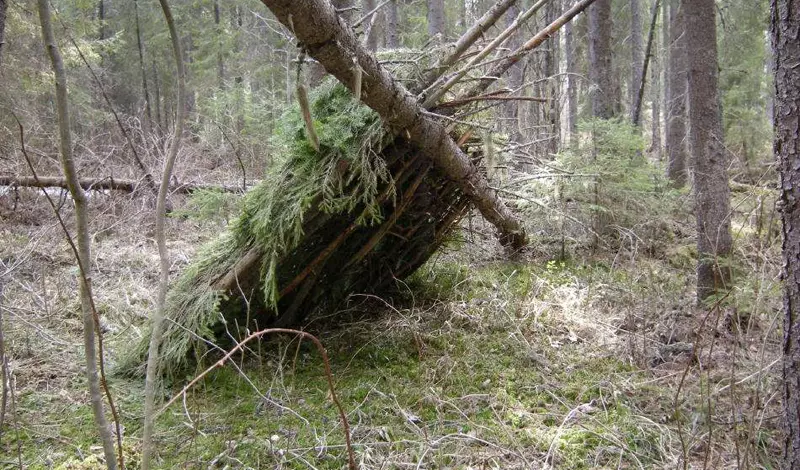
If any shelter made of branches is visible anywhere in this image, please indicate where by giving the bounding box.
[121,78,474,377]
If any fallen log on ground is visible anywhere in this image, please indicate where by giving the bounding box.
[0,175,247,194]
[120,0,594,377]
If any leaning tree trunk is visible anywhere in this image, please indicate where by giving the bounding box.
[587,0,614,119]
[259,0,527,248]
[665,0,688,186]
[772,0,800,467]
[684,0,732,303]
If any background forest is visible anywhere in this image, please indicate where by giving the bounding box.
[0,0,784,468]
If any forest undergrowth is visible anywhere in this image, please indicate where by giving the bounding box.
[0,168,783,469]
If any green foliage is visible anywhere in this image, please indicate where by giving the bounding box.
[119,81,392,377]
[718,0,772,180]
[172,188,240,223]
[515,118,680,248]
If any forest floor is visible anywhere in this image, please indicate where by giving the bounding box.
[0,183,784,469]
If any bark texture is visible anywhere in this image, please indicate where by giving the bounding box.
[502,4,524,146]
[36,0,118,466]
[684,0,732,303]
[772,0,800,467]
[587,0,614,118]
[0,0,7,67]
[385,0,399,48]
[565,18,578,141]
[630,0,643,121]
[666,0,687,186]
[259,0,526,248]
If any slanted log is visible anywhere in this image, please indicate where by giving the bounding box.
[258,0,527,249]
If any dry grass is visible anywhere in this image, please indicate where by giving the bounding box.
[0,171,784,469]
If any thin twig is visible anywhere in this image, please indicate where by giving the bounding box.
[15,118,124,469]
[158,328,356,470]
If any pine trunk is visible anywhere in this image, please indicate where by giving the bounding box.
[386,0,399,48]
[665,0,687,186]
[630,0,643,122]
[684,0,732,303]
[772,0,800,467]
[588,0,614,118]
[0,0,7,67]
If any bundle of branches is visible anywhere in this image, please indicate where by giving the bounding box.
[120,0,596,377]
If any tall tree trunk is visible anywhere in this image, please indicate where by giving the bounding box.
[98,0,105,40]
[259,0,527,248]
[772,0,800,465]
[153,58,163,132]
[214,0,224,87]
[142,0,186,466]
[36,0,118,467]
[385,0,399,48]
[649,0,662,157]
[587,0,614,118]
[665,0,687,186]
[0,0,6,67]
[503,4,524,147]
[427,0,445,43]
[544,0,560,155]
[684,0,732,303]
[630,0,643,122]
[565,18,578,141]
[134,0,154,129]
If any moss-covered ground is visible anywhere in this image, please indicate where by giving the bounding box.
[0,182,783,469]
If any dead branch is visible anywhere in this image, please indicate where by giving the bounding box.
[0,175,247,194]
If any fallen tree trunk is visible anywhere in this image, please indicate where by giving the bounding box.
[0,175,247,194]
[259,0,526,248]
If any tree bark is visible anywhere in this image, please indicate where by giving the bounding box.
[258,0,527,248]
[36,0,118,467]
[0,175,246,194]
[427,0,445,43]
[630,0,643,122]
[772,0,800,467]
[385,0,399,48]
[134,0,154,129]
[631,0,660,126]
[665,0,687,186]
[588,0,614,118]
[684,0,732,303]
[649,0,662,158]
[142,0,187,466]
[565,18,578,141]
[0,0,6,68]
[98,0,105,41]
[214,0,224,87]
[503,4,524,146]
